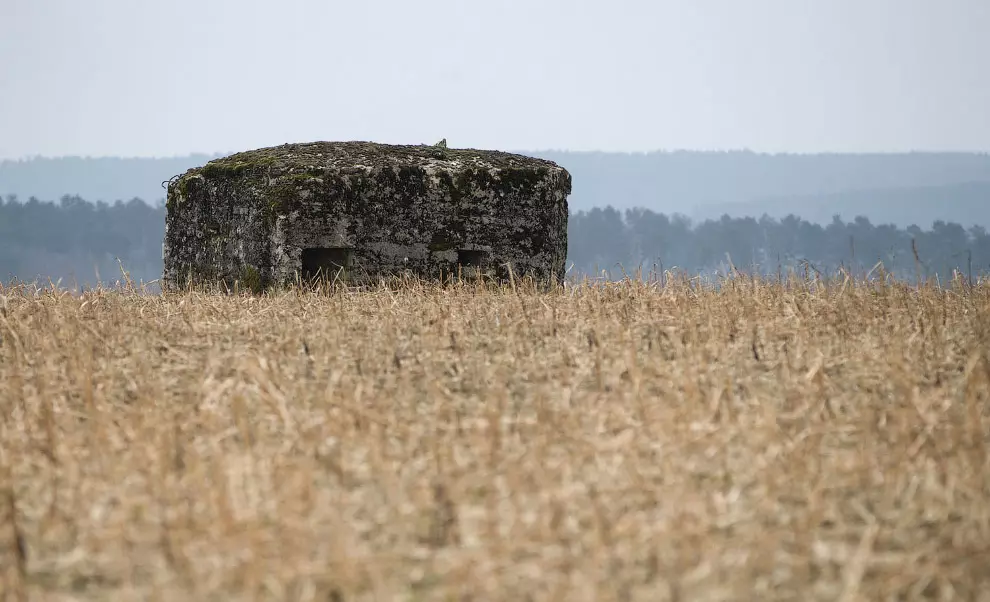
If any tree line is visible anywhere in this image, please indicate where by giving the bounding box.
[5,151,990,226]
[1,194,988,289]
[569,206,989,282]
[0,195,165,288]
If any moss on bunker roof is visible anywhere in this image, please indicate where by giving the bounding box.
[183,141,566,179]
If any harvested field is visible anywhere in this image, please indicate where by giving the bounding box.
[1,275,989,601]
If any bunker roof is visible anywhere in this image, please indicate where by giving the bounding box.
[179,141,565,180]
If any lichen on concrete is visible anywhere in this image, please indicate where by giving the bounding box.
[162,141,571,292]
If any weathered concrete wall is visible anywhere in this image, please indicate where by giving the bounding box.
[163,141,571,291]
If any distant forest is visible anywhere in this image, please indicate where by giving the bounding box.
[3,150,990,288]
[4,150,990,227]
[1,194,987,290]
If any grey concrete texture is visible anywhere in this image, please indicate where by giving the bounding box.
[162,141,571,291]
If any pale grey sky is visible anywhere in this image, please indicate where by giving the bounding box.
[1,0,988,159]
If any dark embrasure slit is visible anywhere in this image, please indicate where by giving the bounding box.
[301,247,353,281]
[456,249,487,268]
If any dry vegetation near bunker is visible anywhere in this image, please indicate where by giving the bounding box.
[162,141,572,292]
[2,274,990,600]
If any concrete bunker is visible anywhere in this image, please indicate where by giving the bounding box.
[162,141,572,291]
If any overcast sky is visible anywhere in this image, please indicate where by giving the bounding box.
[1,0,988,159]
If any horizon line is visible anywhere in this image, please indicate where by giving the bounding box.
[3,145,990,162]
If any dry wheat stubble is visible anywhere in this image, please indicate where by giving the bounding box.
[0,276,989,601]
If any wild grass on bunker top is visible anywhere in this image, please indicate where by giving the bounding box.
[1,274,989,601]
[177,140,568,180]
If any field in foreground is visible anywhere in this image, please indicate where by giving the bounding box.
[1,276,990,601]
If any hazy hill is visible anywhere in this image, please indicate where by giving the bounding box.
[690,181,990,229]
[530,150,990,216]
[3,150,990,227]
[0,154,220,206]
